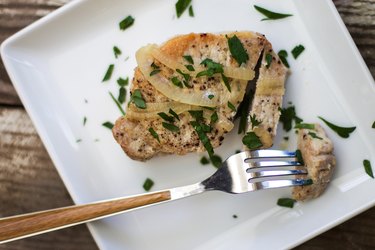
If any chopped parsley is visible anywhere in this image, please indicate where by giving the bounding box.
[188,110,204,121]
[83,116,87,126]
[227,35,249,66]
[295,149,304,165]
[143,178,154,191]
[265,53,273,68]
[191,121,214,157]
[227,101,236,112]
[76,139,82,143]
[279,105,302,132]
[119,15,135,30]
[162,122,180,132]
[294,123,315,130]
[221,73,231,92]
[102,64,114,82]
[175,0,192,18]
[196,58,223,77]
[171,76,183,88]
[308,132,323,140]
[249,114,262,129]
[102,121,114,130]
[210,111,219,124]
[364,160,374,178]
[318,116,356,138]
[150,62,161,76]
[277,198,296,208]
[158,112,174,123]
[278,50,290,68]
[117,77,129,87]
[291,45,305,59]
[148,127,160,143]
[118,87,126,104]
[242,132,263,150]
[189,5,194,17]
[232,214,238,219]
[109,91,126,115]
[169,109,180,121]
[200,156,210,165]
[185,64,195,71]
[372,121,375,128]
[254,5,293,21]
[208,94,214,99]
[176,69,191,82]
[183,55,194,64]
[113,46,122,58]
[130,89,147,109]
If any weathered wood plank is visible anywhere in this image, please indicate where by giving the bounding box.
[0,108,98,249]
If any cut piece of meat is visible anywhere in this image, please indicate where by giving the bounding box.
[292,123,336,201]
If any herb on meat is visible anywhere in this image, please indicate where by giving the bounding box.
[265,53,273,68]
[150,62,161,76]
[175,0,192,18]
[295,149,304,165]
[291,44,305,59]
[210,111,218,124]
[308,132,323,140]
[130,89,146,109]
[148,127,160,143]
[196,58,223,77]
[227,35,249,66]
[191,121,214,157]
[208,94,214,100]
[227,101,236,112]
[169,108,180,121]
[117,77,129,87]
[158,112,175,123]
[279,105,303,132]
[188,110,204,121]
[102,121,114,129]
[294,123,315,129]
[364,160,374,178]
[102,64,114,82]
[189,5,194,17]
[162,122,180,132]
[176,69,191,82]
[109,91,126,115]
[249,114,262,129]
[278,50,290,68]
[171,76,183,88]
[221,73,231,92]
[113,46,122,58]
[185,64,195,71]
[118,87,126,104]
[277,198,296,208]
[200,156,210,165]
[183,55,194,64]
[254,5,293,21]
[242,132,263,150]
[119,15,135,30]
[318,116,356,138]
[143,178,154,191]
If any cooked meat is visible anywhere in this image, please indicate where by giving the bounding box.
[244,40,288,149]
[113,32,286,161]
[292,123,336,201]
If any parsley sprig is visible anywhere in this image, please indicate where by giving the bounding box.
[254,5,293,21]
[318,116,356,138]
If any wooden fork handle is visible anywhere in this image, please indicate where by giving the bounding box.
[0,190,171,243]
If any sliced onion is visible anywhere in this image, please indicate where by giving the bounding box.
[136,45,220,107]
[127,101,194,120]
[151,46,255,81]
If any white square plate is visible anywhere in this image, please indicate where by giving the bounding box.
[2,0,375,249]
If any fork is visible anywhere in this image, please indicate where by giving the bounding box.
[0,149,310,244]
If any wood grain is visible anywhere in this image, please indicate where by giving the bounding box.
[0,0,374,249]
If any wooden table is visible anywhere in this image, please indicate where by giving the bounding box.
[0,0,374,249]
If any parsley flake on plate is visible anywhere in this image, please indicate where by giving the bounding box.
[294,123,315,130]
[291,44,305,59]
[102,121,114,130]
[102,64,114,82]
[109,91,126,115]
[278,50,290,68]
[254,5,293,21]
[318,116,356,138]
[200,156,210,165]
[113,46,122,58]
[119,15,135,30]
[117,77,129,87]
[118,87,126,104]
[277,198,296,208]
[364,159,374,178]
[175,0,192,18]
[143,178,154,191]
